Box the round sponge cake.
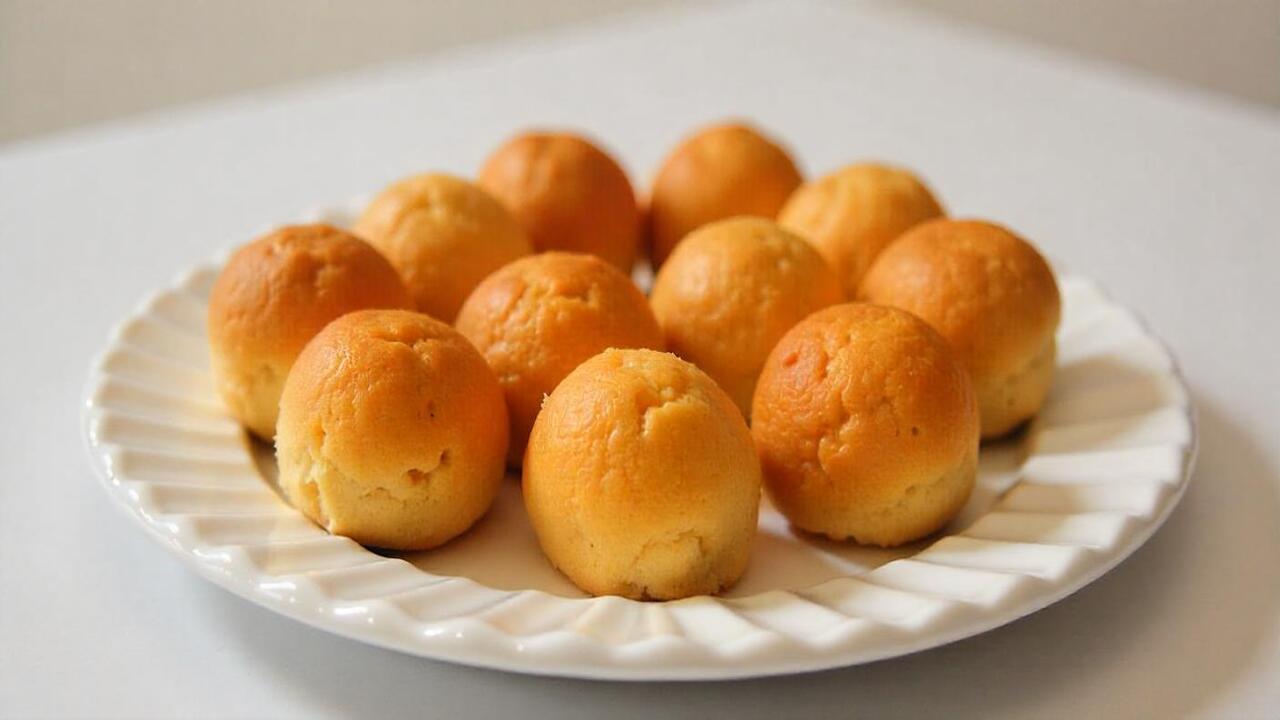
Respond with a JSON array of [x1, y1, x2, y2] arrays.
[[647, 122, 802, 266], [752, 303, 979, 547], [206, 224, 412, 439], [778, 163, 944, 295], [858, 219, 1061, 438], [276, 309, 508, 551], [479, 131, 640, 271], [455, 252, 663, 466], [649, 217, 843, 417], [524, 348, 762, 599], [353, 173, 531, 322]]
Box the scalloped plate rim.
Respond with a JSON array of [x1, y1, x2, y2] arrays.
[[80, 244, 1197, 681]]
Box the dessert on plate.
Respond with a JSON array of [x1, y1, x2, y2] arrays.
[[206, 224, 411, 439], [646, 121, 802, 266], [275, 309, 509, 551], [779, 162, 944, 296], [752, 303, 980, 547], [859, 218, 1061, 437], [199, 124, 1061, 592], [354, 172, 531, 323], [455, 251, 663, 466], [649, 216, 842, 417], [523, 348, 762, 599], [480, 130, 641, 272]]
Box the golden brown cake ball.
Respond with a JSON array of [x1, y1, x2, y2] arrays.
[[455, 252, 663, 465], [207, 225, 412, 439], [650, 217, 843, 417], [778, 163, 944, 295], [647, 122, 803, 266], [859, 219, 1061, 438], [478, 131, 640, 271], [353, 173, 531, 322], [276, 310, 508, 551], [752, 304, 979, 547], [524, 348, 762, 599]]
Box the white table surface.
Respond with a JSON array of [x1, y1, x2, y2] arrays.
[[2, 2, 1278, 717]]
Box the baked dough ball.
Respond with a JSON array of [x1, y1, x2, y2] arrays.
[[455, 252, 663, 465], [207, 224, 412, 439], [276, 309, 508, 551], [353, 173, 531, 322], [650, 217, 843, 417], [778, 163, 944, 295], [858, 219, 1061, 438], [524, 348, 762, 599], [752, 304, 979, 547], [478, 131, 640, 271], [647, 122, 802, 266]]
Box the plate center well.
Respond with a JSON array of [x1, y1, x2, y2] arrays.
[[249, 433, 1027, 598]]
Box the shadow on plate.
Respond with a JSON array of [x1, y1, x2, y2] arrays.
[[245, 420, 1029, 599]]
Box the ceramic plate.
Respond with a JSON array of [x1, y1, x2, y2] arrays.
[[82, 201, 1195, 680]]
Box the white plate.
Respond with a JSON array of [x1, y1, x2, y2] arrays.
[[82, 204, 1195, 680]]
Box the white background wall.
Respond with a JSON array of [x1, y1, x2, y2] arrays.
[[2, 0, 1277, 144]]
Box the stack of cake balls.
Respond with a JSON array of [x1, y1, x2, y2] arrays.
[[207, 121, 1061, 600]]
